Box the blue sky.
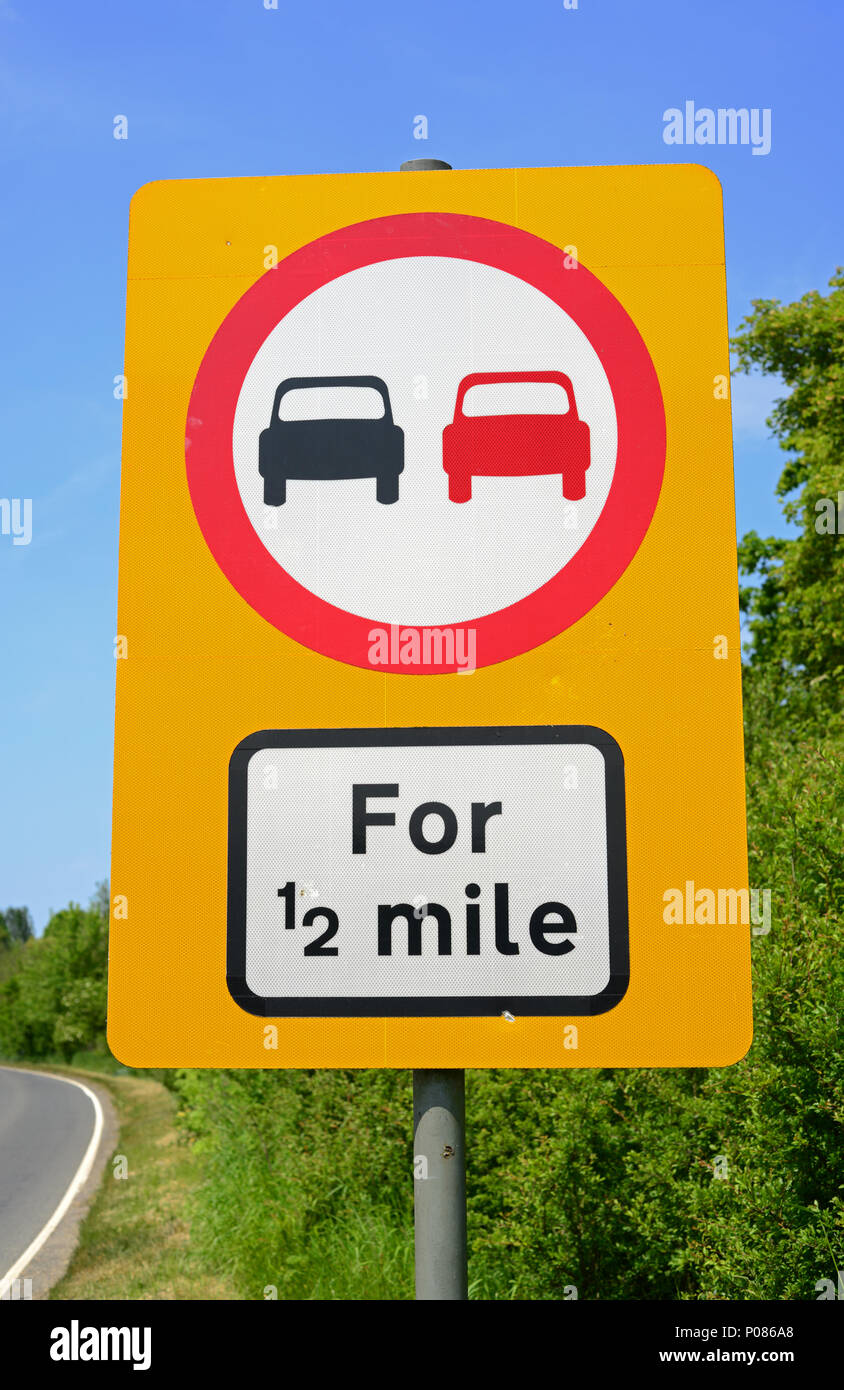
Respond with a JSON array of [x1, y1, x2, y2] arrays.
[[0, 0, 841, 930]]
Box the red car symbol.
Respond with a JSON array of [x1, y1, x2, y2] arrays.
[[442, 370, 590, 503]]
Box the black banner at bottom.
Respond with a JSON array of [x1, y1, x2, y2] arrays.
[[4, 1295, 837, 1376]]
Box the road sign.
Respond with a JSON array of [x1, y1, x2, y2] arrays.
[[185, 208, 664, 672], [228, 726, 628, 1017], [109, 163, 752, 1067]]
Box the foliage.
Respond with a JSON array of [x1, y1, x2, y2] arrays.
[[733, 269, 844, 721], [2, 905, 34, 944], [0, 887, 109, 1061]]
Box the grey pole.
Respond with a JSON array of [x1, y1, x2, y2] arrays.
[[399, 158, 453, 172], [399, 154, 466, 1303], [413, 1070, 468, 1300]]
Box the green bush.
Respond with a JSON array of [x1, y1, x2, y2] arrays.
[[468, 710, 841, 1299]]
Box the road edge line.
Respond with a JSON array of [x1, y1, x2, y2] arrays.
[[0, 1067, 106, 1298]]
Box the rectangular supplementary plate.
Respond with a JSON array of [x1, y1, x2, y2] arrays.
[[227, 725, 628, 1018]]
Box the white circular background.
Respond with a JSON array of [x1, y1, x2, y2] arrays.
[[233, 256, 618, 626]]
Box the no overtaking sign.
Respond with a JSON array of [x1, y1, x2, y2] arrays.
[[109, 163, 752, 1069], [185, 211, 665, 674]]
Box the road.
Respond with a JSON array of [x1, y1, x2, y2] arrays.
[[0, 1066, 101, 1293]]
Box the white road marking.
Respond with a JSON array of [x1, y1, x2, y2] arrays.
[[0, 1067, 105, 1298]]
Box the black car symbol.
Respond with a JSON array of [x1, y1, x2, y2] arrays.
[[258, 376, 405, 505]]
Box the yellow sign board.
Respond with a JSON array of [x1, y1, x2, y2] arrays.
[[108, 163, 752, 1068]]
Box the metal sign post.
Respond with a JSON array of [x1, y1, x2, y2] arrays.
[[399, 160, 468, 1304], [412, 1069, 468, 1300]]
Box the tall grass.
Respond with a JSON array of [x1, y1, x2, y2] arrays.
[[175, 1068, 414, 1299]]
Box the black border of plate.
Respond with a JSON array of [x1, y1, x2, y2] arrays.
[[227, 725, 629, 1018]]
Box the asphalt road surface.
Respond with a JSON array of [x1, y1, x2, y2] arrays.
[[0, 1067, 98, 1283]]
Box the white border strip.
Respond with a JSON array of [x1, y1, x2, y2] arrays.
[[0, 1068, 105, 1299]]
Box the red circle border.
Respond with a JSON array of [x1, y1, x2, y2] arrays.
[[186, 211, 665, 674]]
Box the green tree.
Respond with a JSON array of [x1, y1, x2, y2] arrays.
[[732, 269, 844, 725], [89, 879, 110, 923], [4, 906, 34, 944], [0, 897, 109, 1061]]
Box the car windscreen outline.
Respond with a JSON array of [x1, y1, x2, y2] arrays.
[[442, 370, 591, 503], [259, 376, 405, 505]]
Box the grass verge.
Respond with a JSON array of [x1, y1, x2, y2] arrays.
[[39, 1065, 238, 1300]]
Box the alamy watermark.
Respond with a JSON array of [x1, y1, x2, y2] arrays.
[[0, 1278, 32, 1300], [815, 492, 843, 534], [663, 881, 771, 935], [50, 1321, 151, 1371], [816, 1271, 844, 1300], [662, 101, 771, 156], [0, 497, 32, 546], [368, 624, 477, 673]]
